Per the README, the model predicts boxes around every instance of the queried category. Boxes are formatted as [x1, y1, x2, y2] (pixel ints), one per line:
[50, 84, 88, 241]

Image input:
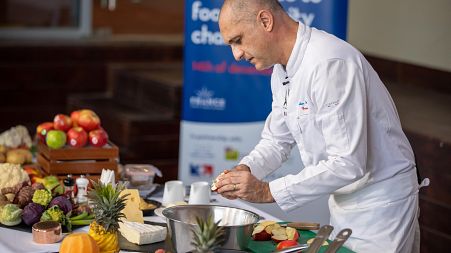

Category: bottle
[76, 175, 89, 204]
[63, 174, 75, 200]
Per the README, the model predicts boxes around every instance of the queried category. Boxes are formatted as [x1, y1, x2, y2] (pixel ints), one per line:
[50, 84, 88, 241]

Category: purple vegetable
[49, 196, 73, 214]
[22, 202, 45, 226]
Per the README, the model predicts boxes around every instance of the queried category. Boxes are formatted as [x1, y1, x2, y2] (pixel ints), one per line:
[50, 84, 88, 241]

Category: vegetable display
[0, 172, 94, 231]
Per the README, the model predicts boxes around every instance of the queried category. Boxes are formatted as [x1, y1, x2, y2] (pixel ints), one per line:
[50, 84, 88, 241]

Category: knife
[305, 225, 334, 253]
[323, 228, 352, 253]
[281, 222, 320, 230]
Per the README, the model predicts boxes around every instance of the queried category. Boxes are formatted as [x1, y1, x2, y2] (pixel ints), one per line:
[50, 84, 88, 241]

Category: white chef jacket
[240, 23, 422, 253]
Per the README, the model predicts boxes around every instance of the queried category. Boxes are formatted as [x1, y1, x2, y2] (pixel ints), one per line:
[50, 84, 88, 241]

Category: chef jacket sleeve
[239, 73, 297, 180]
[270, 59, 369, 211]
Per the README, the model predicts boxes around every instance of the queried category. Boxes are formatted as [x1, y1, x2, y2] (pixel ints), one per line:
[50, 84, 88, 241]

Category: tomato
[276, 239, 299, 250]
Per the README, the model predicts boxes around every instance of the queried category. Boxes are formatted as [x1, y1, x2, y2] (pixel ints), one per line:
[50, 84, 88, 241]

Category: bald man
[214, 1, 421, 252]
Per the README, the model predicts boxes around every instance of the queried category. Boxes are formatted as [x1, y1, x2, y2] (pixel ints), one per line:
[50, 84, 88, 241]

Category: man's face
[219, 8, 274, 70]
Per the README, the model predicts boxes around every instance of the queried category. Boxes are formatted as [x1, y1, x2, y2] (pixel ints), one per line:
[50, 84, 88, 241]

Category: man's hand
[215, 165, 274, 203]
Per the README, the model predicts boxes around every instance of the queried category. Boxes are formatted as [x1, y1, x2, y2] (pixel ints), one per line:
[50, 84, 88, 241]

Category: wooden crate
[37, 141, 119, 175]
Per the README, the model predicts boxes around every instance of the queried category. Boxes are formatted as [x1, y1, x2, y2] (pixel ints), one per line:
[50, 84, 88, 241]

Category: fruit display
[88, 180, 129, 253]
[36, 109, 109, 149]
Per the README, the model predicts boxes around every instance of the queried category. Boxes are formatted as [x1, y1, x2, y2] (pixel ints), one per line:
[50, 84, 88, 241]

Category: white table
[0, 194, 280, 253]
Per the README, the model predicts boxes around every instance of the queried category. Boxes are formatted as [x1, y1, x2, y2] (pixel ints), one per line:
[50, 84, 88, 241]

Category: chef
[214, 1, 427, 252]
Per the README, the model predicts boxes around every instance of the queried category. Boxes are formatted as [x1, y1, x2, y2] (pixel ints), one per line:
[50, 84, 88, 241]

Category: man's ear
[257, 10, 274, 32]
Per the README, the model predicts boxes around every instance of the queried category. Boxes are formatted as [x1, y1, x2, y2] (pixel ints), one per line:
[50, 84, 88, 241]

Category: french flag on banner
[190, 163, 214, 176]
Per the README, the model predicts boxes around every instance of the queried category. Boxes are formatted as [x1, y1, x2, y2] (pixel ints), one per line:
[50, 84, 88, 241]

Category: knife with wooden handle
[282, 222, 320, 230]
[306, 225, 334, 253]
[323, 228, 352, 253]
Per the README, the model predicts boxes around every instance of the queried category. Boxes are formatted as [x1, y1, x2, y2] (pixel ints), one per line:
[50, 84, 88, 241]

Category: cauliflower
[0, 204, 23, 226]
[0, 163, 30, 194]
[32, 189, 52, 207]
[0, 125, 32, 148]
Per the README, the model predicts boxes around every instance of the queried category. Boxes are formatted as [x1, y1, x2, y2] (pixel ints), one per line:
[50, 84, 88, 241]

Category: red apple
[53, 114, 72, 132]
[89, 128, 108, 147]
[276, 240, 299, 250]
[70, 110, 81, 127]
[78, 109, 101, 132]
[67, 127, 88, 148]
[36, 122, 54, 142]
[286, 227, 299, 241]
[271, 227, 299, 243]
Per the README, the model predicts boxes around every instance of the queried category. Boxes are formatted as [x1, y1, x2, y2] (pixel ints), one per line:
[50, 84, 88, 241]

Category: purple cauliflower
[49, 196, 72, 214]
[22, 202, 45, 226]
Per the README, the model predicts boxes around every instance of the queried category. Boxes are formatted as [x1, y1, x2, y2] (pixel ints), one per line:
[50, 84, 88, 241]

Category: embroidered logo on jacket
[298, 101, 309, 111]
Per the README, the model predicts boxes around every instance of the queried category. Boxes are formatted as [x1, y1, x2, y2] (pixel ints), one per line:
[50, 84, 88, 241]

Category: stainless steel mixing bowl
[162, 205, 260, 252]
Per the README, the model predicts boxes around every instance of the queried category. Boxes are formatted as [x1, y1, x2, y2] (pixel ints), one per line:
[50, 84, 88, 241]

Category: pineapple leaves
[88, 180, 130, 233]
[191, 214, 225, 253]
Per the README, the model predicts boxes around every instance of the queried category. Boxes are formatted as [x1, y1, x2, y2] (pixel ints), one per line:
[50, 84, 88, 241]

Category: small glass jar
[124, 164, 161, 190]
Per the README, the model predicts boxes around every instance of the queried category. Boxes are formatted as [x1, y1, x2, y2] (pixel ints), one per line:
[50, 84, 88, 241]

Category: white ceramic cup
[162, 180, 185, 206]
[189, 181, 211, 205]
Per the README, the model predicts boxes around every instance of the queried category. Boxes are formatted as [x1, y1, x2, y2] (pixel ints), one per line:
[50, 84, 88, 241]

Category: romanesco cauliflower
[32, 189, 52, 206]
[40, 206, 65, 223]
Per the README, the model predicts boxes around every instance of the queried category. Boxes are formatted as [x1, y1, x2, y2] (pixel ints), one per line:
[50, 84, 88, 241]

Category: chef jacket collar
[278, 22, 311, 81]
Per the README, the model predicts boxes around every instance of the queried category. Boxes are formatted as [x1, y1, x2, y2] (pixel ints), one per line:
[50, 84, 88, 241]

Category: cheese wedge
[119, 221, 167, 245]
[120, 189, 144, 223]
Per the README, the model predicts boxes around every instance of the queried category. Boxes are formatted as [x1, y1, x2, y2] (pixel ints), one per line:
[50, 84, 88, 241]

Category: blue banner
[179, 0, 348, 184]
[182, 0, 348, 123]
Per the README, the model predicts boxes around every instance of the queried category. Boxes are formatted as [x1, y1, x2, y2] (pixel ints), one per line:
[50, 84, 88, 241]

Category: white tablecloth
[0, 194, 280, 253]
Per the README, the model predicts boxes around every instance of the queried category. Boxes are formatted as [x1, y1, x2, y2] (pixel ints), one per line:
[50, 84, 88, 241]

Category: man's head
[219, 0, 296, 70]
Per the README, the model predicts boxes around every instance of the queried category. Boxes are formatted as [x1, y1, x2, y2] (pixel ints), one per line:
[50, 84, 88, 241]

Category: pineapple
[191, 214, 225, 253]
[87, 180, 129, 253]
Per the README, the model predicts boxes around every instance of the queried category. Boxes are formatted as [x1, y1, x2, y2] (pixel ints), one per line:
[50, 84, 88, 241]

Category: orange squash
[60, 233, 100, 253]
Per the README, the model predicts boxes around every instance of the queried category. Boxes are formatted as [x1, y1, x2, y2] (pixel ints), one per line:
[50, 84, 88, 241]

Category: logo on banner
[190, 87, 226, 110]
[190, 163, 214, 177]
[225, 147, 239, 161]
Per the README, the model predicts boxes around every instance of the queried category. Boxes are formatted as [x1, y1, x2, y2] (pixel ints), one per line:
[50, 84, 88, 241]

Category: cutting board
[246, 225, 355, 253]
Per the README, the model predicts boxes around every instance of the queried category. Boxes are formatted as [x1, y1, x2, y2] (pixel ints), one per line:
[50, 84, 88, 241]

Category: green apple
[46, 130, 67, 149]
